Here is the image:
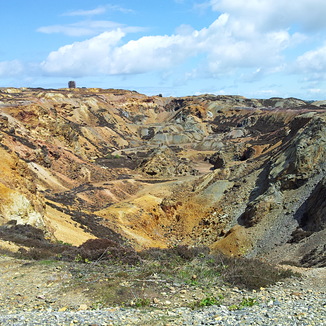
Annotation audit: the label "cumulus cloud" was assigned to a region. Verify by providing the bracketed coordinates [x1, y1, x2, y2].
[41, 30, 196, 76]
[41, 30, 126, 76]
[40, 10, 300, 78]
[38, 0, 325, 86]
[202, 19, 293, 76]
[39, 22, 197, 76]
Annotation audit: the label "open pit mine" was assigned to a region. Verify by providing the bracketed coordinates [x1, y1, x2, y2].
[0, 87, 325, 267]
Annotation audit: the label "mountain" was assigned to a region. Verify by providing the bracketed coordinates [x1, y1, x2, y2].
[0, 87, 325, 267]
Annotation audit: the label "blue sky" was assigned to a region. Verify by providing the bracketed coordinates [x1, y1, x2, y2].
[1, 0, 326, 99]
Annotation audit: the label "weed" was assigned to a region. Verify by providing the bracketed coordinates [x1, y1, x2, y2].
[199, 296, 219, 307]
[178, 270, 191, 280]
[133, 298, 151, 307]
[57, 240, 72, 246]
[240, 297, 258, 307]
[91, 301, 104, 310]
[186, 279, 199, 286]
[74, 254, 83, 262]
[105, 153, 120, 159]
[191, 294, 224, 308]
[228, 297, 258, 310]
[206, 258, 215, 265]
[228, 304, 239, 311]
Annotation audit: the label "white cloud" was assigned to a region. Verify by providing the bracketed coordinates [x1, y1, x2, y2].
[38, 21, 126, 37]
[41, 30, 196, 76]
[191, 15, 295, 77]
[0, 60, 24, 77]
[295, 45, 326, 80]
[308, 88, 322, 94]
[113, 35, 196, 74]
[209, 0, 326, 32]
[63, 6, 107, 17]
[38, 5, 138, 37]
[41, 30, 126, 76]
[35, 0, 325, 91]
[37, 20, 145, 37]
[175, 24, 195, 36]
[40, 10, 300, 78]
[63, 5, 133, 17]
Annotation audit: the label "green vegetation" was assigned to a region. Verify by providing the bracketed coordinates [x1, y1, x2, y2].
[228, 297, 258, 310]
[134, 298, 151, 307]
[0, 227, 299, 309]
[56, 240, 73, 246]
[57, 244, 298, 308]
[105, 153, 120, 159]
[191, 294, 224, 308]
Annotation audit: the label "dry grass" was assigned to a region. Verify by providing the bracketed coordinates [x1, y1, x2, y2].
[0, 226, 299, 308]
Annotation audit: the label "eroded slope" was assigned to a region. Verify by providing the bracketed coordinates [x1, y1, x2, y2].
[0, 87, 325, 266]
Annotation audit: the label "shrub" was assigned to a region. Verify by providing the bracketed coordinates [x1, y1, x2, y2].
[17, 247, 56, 260]
[139, 245, 209, 262]
[212, 254, 296, 290]
[62, 238, 141, 265]
[0, 224, 48, 248]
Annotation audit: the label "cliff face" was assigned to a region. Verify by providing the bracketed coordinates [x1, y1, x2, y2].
[0, 87, 325, 266]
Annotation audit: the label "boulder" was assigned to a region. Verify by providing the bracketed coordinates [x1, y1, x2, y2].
[206, 152, 226, 169]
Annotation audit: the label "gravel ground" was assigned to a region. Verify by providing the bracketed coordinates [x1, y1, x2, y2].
[0, 281, 325, 325]
[0, 290, 325, 326]
[0, 257, 325, 326]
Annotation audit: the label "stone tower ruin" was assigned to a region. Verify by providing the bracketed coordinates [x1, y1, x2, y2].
[68, 81, 76, 88]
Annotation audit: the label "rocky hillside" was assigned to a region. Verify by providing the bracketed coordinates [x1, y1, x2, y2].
[0, 87, 325, 267]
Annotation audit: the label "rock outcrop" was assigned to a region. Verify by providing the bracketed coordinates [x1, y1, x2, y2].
[138, 146, 198, 177]
[301, 177, 326, 232]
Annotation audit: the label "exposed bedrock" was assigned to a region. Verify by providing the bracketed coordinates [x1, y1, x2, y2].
[0, 88, 325, 266]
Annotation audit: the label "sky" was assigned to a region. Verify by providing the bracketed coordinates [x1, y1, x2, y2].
[1, 0, 326, 100]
